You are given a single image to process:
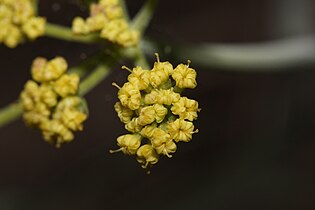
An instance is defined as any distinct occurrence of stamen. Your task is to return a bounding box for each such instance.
[121,66,132,73]
[155,53,160,63]
[112,82,121,89]
[187,60,191,67]
[109,147,123,153]
[164,149,173,158]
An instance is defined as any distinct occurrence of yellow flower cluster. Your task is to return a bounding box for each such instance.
[20,57,87,147]
[111,54,200,171]
[72,0,139,47]
[0,0,46,48]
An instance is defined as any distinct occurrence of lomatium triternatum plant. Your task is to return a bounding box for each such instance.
[0,0,200,172]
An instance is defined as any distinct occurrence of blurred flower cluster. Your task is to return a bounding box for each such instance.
[0,0,46,48]
[20,57,87,147]
[111,54,200,170]
[72,0,139,47]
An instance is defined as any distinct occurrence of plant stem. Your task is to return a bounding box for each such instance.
[143,36,315,72]
[0,103,22,127]
[131,0,158,34]
[45,23,100,44]
[79,61,115,96]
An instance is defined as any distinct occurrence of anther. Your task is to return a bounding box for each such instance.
[155,53,160,63]
[121,66,132,73]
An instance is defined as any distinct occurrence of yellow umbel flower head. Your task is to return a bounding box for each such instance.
[111,54,200,172]
[0,0,46,48]
[72,0,139,47]
[20,56,88,147]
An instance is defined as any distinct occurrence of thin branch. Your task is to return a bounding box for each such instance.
[131,0,158,34]
[45,22,100,44]
[0,103,22,128]
[143,35,315,72]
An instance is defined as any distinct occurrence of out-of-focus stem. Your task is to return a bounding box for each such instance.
[45,22,100,44]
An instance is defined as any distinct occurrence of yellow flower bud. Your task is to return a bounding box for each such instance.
[171,97,199,121]
[86,14,108,32]
[136,144,159,169]
[4,24,22,48]
[153,104,167,123]
[53,74,80,98]
[55,108,87,131]
[22,17,46,40]
[40,119,74,148]
[72,17,90,34]
[150,128,176,157]
[140,123,157,139]
[104,4,123,20]
[110,134,141,155]
[100,19,128,41]
[11,0,33,25]
[116,29,139,47]
[32,57,67,82]
[125,117,142,133]
[114,102,134,123]
[20,80,40,111]
[39,84,58,107]
[138,105,156,126]
[172,62,197,89]
[23,102,50,126]
[113,82,141,110]
[125,66,150,90]
[167,119,197,142]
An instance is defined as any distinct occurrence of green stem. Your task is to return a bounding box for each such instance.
[131,0,158,34]
[143,36,315,72]
[0,103,22,127]
[79,61,114,96]
[45,22,100,44]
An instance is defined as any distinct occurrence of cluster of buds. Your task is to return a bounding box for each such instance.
[72,0,139,47]
[20,57,87,147]
[111,54,200,171]
[0,0,46,48]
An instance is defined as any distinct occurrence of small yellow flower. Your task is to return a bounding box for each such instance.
[110,134,142,155]
[53,74,80,98]
[114,101,134,123]
[39,84,58,107]
[86,14,108,32]
[113,82,141,110]
[150,128,177,157]
[125,117,142,133]
[100,18,128,41]
[167,119,198,142]
[72,17,90,34]
[171,97,200,121]
[136,144,159,169]
[22,17,46,40]
[4,24,22,48]
[20,80,40,111]
[31,57,68,82]
[153,104,168,123]
[125,66,150,90]
[140,123,157,139]
[138,105,156,126]
[40,119,74,148]
[172,61,197,89]
[116,29,139,47]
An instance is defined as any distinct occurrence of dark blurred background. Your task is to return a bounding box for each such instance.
[0,0,315,209]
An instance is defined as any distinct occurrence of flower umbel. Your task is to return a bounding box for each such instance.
[111,54,200,172]
[0,0,46,48]
[20,57,88,147]
[72,0,139,47]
